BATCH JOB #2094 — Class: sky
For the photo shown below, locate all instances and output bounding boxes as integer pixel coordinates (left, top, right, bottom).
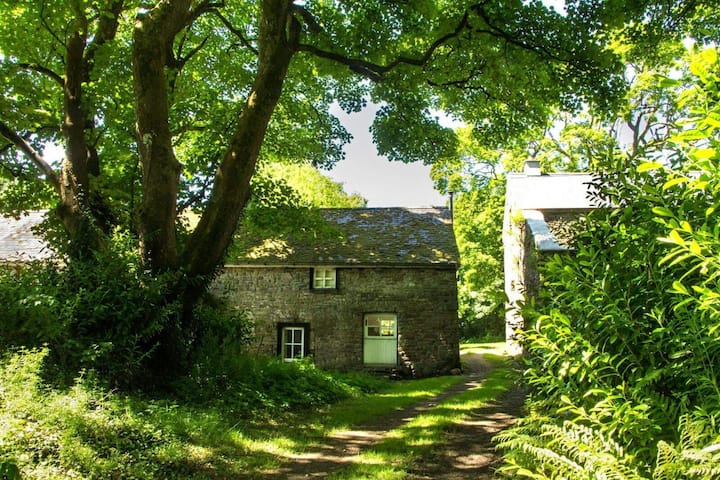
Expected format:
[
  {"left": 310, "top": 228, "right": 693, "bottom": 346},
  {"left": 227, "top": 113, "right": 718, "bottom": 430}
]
[{"left": 326, "top": 106, "right": 448, "bottom": 208}]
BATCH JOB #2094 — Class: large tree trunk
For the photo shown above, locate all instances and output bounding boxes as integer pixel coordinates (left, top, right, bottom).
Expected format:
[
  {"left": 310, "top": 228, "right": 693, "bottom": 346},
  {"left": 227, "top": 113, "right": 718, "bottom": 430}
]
[
  {"left": 57, "top": 31, "right": 90, "bottom": 237},
  {"left": 183, "top": 0, "right": 299, "bottom": 278},
  {"left": 132, "top": 1, "right": 194, "bottom": 271},
  {"left": 56, "top": 24, "right": 109, "bottom": 256},
  {"left": 131, "top": 0, "right": 299, "bottom": 380},
  {"left": 54, "top": 3, "right": 124, "bottom": 254}
]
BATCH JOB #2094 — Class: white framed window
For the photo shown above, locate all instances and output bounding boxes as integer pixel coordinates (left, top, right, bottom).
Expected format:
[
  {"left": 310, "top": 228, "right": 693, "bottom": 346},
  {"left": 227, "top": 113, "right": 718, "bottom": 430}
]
[
  {"left": 364, "top": 314, "right": 397, "bottom": 338},
  {"left": 312, "top": 267, "right": 336, "bottom": 290},
  {"left": 279, "top": 325, "right": 308, "bottom": 362}
]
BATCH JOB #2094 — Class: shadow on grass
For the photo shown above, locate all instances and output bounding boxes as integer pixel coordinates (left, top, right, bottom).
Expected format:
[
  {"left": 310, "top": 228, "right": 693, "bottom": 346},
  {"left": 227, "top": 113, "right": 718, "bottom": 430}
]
[
  {"left": 325, "top": 366, "right": 515, "bottom": 480},
  {"left": 109, "top": 375, "right": 465, "bottom": 478}
]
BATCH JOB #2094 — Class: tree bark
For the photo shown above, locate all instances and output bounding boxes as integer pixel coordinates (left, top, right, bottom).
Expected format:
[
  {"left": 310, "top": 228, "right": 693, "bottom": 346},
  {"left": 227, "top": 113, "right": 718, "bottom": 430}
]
[
  {"left": 183, "top": 0, "right": 299, "bottom": 278},
  {"left": 57, "top": 28, "right": 90, "bottom": 233},
  {"left": 132, "top": 1, "right": 194, "bottom": 270},
  {"left": 50, "top": 4, "right": 124, "bottom": 252}
]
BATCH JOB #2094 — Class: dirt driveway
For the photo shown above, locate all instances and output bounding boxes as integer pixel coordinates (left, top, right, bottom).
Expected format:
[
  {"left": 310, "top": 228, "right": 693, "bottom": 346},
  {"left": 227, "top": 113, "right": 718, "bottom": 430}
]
[
  {"left": 406, "top": 354, "right": 525, "bottom": 479},
  {"left": 261, "top": 351, "right": 525, "bottom": 479}
]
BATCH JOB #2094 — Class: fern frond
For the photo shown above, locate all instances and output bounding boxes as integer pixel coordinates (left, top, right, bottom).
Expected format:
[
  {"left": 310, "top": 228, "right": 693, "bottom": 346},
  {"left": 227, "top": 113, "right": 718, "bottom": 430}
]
[{"left": 496, "top": 414, "right": 648, "bottom": 479}]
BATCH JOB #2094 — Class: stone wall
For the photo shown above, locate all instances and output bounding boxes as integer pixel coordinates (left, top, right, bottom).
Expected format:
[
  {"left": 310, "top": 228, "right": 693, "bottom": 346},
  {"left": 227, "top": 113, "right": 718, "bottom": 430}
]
[{"left": 212, "top": 266, "right": 460, "bottom": 377}]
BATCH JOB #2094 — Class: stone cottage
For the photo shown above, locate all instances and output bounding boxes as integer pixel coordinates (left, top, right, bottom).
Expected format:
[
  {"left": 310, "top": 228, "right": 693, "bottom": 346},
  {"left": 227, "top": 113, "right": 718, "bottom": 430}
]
[
  {"left": 0, "top": 208, "right": 461, "bottom": 376},
  {"left": 503, "top": 161, "right": 597, "bottom": 354},
  {"left": 214, "top": 207, "right": 461, "bottom": 377}
]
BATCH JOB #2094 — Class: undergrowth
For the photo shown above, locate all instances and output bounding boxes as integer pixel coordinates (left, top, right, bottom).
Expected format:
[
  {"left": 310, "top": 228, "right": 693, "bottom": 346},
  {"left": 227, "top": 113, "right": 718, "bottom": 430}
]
[
  {"left": 496, "top": 48, "right": 720, "bottom": 479},
  {"left": 0, "top": 347, "right": 389, "bottom": 479}
]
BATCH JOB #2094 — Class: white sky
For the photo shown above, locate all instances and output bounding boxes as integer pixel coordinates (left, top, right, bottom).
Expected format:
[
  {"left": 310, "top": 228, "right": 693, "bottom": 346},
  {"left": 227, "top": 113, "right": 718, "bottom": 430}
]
[{"left": 326, "top": 106, "right": 448, "bottom": 208}]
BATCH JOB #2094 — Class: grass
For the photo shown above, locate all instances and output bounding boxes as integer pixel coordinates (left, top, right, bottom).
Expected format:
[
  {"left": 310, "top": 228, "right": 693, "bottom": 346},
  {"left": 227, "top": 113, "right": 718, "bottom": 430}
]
[
  {"left": 0, "top": 343, "right": 513, "bottom": 479},
  {"left": 327, "top": 348, "right": 515, "bottom": 479}
]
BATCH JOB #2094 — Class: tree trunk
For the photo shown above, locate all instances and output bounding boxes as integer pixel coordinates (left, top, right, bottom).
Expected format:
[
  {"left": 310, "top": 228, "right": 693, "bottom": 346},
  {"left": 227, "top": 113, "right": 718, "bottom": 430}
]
[
  {"left": 130, "top": 0, "right": 299, "bottom": 380},
  {"left": 57, "top": 28, "right": 103, "bottom": 255},
  {"left": 183, "top": 0, "right": 299, "bottom": 278},
  {"left": 132, "top": 1, "right": 193, "bottom": 270},
  {"left": 53, "top": 4, "right": 124, "bottom": 254}
]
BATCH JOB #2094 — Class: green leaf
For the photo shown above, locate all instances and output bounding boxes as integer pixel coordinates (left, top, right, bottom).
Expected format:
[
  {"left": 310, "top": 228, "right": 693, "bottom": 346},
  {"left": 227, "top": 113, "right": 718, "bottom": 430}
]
[
  {"left": 662, "top": 177, "right": 688, "bottom": 190},
  {"left": 637, "top": 161, "right": 663, "bottom": 172},
  {"left": 689, "top": 241, "right": 702, "bottom": 255},
  {"left": 652, "top": 206, "right": 674, "bottom": 217},
  {"left": 690, "top": 148, "right": 717, "bottom": 160},
  {"left": 672, "top": 280, "right": 689, "bottom": 295},
  {"left": 667, "top": 229, "right": 686, "bottom": 246}
]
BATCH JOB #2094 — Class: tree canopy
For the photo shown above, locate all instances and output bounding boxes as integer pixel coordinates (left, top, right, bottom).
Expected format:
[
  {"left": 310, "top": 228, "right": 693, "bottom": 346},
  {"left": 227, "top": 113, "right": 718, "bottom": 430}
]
[{"left": 1, "top": 0, "right": 690, "bottom": 269}]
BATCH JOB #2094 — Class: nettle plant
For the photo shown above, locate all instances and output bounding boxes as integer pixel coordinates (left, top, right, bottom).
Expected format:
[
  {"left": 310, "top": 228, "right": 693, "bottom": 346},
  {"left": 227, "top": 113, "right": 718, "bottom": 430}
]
[{"left": 496, "top": 48, "right": 720, "bottom": 479}]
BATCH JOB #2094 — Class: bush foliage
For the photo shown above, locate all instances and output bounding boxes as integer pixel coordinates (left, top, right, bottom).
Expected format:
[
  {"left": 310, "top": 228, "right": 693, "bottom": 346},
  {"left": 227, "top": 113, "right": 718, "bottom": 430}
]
[
  {"left": 0, "top": 347, "right": 387, "bottom": 479},
  {"left": 0, "top": 228, "right": 253, "bottom": 388},
  {"left": 496, "top": 48, "right": 720, "bottom": 478}
]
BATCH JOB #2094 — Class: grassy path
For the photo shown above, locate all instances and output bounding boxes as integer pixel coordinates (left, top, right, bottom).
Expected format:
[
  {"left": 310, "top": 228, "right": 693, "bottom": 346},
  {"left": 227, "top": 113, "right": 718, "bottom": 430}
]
[{"left": 257, "top": 343, "right": 520, "bottom": 479}]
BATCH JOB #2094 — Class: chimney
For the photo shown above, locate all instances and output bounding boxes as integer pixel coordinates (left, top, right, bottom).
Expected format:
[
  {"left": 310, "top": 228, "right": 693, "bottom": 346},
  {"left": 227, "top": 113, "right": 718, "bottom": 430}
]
[{"left": 524, "top": 159, "right": 541, "bottom": 176}]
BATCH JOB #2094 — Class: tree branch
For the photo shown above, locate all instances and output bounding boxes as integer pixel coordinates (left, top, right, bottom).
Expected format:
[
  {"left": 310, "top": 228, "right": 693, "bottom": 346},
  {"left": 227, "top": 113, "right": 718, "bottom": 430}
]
[
  {"left": 471, "top": 3, "right": 567, "bottom": 63},
  {"left": 290, "top": 4, "right": 321, "bottom": 35},
  {"left": 0, "top": 121, "right": 61, "bottom": 193},
  {"left": 16, "top": 63, "right": 64, "bottom": 86},
  {"left": 213, "top": 11, "right": 258, "bottom": 55},
  {"left": 426, "top": 62, "right": 491, "bottom": 98},
  {"left": 173, "top": 35, "right": 210, "bottom": 70},
  {"left": 84, "top": 0, "right": 125, "bottom": 79},
  {"left": 298, "top": 11, "right": 470, "bottom": 82},
  {"left": 39, "top": 0, "right": 66, "bottom": 48},
  {"left": 191, "top": 0, "right": 225, "bottom": 21}
]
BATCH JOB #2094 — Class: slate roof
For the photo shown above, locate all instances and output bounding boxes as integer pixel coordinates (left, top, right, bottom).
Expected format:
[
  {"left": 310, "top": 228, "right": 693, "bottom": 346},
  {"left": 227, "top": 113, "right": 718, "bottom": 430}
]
[
  {"left": 230, "top": 207, "right": 459, "bottom": 268},
  {"left": 0, "top": 211, "right": 52, "bottom": 262},
  {"left": 0, "top": 208, "right": 459, "bottom": 268},
  {"left": 505, "top": 172, "right": 597, "bottom": 211}
]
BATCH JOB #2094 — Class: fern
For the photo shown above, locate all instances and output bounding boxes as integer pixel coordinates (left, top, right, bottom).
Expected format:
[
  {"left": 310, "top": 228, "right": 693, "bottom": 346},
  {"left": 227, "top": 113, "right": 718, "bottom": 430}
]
[
  {"left": 654, "top": 414, "right": 720, "bottom": 479},
  {"left": 495, "top": 414, "right": 648, "bottom": 479}
]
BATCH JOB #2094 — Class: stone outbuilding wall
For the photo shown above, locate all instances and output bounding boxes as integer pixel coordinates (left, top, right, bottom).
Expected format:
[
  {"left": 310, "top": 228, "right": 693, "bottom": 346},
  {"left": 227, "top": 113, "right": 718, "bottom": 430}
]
[
  {"left": 212, "top": 265, "right": 460, "bottom": 377},
  {"left": 503, "top": 166, "right": 596, "bottom": 354}
]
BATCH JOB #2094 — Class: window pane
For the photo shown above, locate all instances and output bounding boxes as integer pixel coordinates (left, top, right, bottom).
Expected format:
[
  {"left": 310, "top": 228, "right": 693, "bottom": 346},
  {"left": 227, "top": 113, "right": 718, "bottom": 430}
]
[
  {"left": 365, "top": 314, "right": 396, "bottom": 338},
  {"left": 282, "top": 327, "right": 305, "bottom": 361},
  {"left": 313, "top": 268, "right": 336, "bottom": 289}
]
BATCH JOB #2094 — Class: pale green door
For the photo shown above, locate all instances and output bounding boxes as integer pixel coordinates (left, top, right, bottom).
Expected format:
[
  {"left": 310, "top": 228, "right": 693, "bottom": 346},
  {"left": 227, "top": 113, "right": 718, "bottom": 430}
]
[{"left": 363, "top": 313, "right": 398, "bottom": 365}]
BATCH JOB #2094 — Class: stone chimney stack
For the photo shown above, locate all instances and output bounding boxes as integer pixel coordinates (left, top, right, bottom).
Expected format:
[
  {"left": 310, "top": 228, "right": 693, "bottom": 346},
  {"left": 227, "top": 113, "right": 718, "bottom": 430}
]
[{"left": 524, "top": 159, "right": 541, "bottom": 176}]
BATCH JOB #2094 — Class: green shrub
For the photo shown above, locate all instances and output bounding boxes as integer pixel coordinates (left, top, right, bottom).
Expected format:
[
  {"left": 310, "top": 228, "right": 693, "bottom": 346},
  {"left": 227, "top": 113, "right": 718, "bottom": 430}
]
[
  {"left": 0, "top": 229, "right": 184, "bottom": 387},
  {"left": 0, "top": 226, "right": 259, "bottom": 389},
  {"left": 0, "top": 348, "right": 389, "bottom": 479},
  {"left": 176, "top": 354, "right": 384, "bottom": 416},
  {"left": 497, "top": 48, "right": 720, "bottom": 478}
]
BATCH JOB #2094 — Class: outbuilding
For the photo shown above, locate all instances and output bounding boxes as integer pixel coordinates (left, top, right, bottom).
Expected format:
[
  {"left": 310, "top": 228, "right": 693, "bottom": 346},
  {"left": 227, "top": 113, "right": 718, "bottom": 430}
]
[
  {"left": 214, "top": 207, "right": 461, "bottom": 377},
  {"left": 0, "top": 207, "right": 461, "bottom": 376}
]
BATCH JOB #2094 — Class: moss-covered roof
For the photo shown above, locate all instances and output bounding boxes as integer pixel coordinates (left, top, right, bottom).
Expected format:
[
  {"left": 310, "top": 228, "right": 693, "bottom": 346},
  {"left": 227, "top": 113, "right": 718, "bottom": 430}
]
[{"left": 228, "top": 207, "right": 459, "bottom": 268}]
